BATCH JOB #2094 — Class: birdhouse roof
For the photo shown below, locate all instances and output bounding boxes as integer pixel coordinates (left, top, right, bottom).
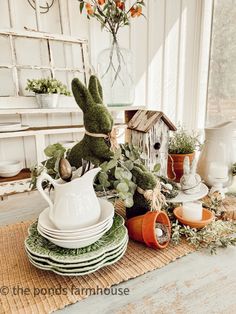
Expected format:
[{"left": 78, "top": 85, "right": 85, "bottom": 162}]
[{"left": 127, "top": 110, "right": 177, "bottom": 133}]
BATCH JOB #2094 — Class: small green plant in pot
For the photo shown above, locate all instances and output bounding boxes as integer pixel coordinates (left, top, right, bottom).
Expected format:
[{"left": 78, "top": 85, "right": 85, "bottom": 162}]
[
  {"left": 26, "top": 78, "right": 71, "bottom": 109},
  {"left": 168, "top": 127, "right": 200, "bottom": 182}
]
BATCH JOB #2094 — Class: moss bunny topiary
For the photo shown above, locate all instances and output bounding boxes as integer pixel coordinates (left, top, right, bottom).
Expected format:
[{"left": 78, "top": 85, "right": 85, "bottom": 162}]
[
  {"left": 68, "top": 76, "right": 114, "bottom": 168},
  {"left": 126, "top": 164, "right": 165, "bottom": 219}
]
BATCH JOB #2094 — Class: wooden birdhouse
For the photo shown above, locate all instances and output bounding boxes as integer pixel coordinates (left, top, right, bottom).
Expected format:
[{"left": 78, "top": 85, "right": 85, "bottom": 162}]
[{"left": 127, "top": 110, "right": 176, "bottom": 176}]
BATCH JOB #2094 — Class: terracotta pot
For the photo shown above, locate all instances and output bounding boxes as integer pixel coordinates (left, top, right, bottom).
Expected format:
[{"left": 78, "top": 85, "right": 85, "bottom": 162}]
[
  {"left": 126, "top": 211, "right": 171, "bottom": 249},
  {"left": 167, "top": 153, "right": 195, "bottom": 182},
  {"left": 173, "top": 207, "right": 215, "bottom": 229}
]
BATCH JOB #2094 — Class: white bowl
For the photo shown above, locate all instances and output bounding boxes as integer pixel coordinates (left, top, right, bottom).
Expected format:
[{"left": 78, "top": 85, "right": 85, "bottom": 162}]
[
  {"left": 38, "top": 217, "right": 113, "bottom": 239},
  {"left": 38, "top": 198, "right": 114, "bottom": 234},
  {"left": 37, "top": 223, "right": 111, "bottom": 249},
  {"left": 0, "top": 161, "right": 22, "bottom": 177}
]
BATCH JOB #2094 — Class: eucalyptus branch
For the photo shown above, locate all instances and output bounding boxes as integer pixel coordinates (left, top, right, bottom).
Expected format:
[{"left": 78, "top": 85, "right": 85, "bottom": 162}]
[{"left": 171, "top": 218, "right": 236, "bottom": 254}]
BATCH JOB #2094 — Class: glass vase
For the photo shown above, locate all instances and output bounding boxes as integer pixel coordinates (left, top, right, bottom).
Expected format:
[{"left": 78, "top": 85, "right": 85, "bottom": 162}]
[{"left": 98, "top": 41, "right": 135, "bottom": 107}]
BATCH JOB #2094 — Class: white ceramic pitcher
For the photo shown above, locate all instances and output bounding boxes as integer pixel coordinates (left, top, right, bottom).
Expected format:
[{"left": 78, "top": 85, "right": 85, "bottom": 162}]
[
  {"left": 37, "top": 168, "right": 101, "bottom": 230},
  {"left": 197, "top": 122, "right": 233, "bottom": 187}
]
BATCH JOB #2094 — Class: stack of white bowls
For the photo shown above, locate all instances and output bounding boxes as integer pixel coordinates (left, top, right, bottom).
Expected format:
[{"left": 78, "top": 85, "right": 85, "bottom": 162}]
[
  {"left": 0, "top": 161, "right": 23, "bottom": 177},
  {"left": 37, "top": 198, "right": 115, "bottom": 249}
]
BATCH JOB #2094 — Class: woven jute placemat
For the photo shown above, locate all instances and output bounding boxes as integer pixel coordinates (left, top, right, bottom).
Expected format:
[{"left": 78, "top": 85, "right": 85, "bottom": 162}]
[{"left": 0, "top": 204, "right": 195, "bottom": 314}]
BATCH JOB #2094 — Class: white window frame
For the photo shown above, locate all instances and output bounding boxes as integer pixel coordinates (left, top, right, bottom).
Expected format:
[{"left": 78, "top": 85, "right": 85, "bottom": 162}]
[{"left": 0, "top": 29, "right": 91, "bottom": 108}]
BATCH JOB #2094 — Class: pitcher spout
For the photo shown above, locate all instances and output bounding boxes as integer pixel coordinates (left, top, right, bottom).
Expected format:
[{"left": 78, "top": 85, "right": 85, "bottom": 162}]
[{"left": 80, "top": 167, "right": 101, "bottom": 183}]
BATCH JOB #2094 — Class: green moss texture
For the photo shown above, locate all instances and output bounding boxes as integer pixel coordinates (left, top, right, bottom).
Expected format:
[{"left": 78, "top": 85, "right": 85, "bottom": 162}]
[{"left": 68, "top": 76, "right": 114, "bottom": 167}]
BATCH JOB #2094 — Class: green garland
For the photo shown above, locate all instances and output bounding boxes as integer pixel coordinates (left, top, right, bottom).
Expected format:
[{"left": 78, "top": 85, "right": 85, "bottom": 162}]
[
  {"left": 171, "top": 219, "right": 236, "bottom": 254},
  {"left": 166, "top": 197, "right": 236, "bottom": 254}
]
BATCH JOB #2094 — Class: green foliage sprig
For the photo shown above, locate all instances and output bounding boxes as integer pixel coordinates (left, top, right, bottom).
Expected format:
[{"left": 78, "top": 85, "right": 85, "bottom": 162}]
[
  {"left": 171, "top": 219, "right": 236, "bottom": 254},
  {"left": 26, "top": 78, "right": 71, "bottom": 96},
  {"left": 30, "top": 143, "right": 67, "bottom": 189},
  {"left": 169, "top": 127, "right": 200, "bottom": 154},
  {"left": 95, "top": 143, "right": 145, "bottom": 207}
]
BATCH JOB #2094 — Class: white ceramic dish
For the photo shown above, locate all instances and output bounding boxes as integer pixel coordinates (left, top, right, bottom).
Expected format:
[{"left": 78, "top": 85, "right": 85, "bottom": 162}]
[
  {"left": 0, "top": 161, "right": 22, "bottom": 177},
  {"left": 38, "top": 198, "right": 114, "bottom": 234},
  {"left": 37, "top": 221, "right": 112, "bottom": 249},
  {"left": 167, "top": 183, "right": 209, "bottom": 203},
  {"left": 0, "top": 125, "right": 29, "bottom": 133},
  {"left": 38, "top": 217, "right": 113, "bottom": 239},
  {"left": 25, "top": 214, "right": 127, "bottom": 264}
]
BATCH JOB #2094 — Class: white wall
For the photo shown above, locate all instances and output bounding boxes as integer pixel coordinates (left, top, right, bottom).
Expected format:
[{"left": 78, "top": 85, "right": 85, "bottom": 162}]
[
  {"left": 89, "top": 0, "right": 211, "bottom": 129},
  {"left": 0, "top": 0, "right": 213, "bottom": 166},
  {"left": 0, "top": 0, "right": 212, "bottom": 126}
]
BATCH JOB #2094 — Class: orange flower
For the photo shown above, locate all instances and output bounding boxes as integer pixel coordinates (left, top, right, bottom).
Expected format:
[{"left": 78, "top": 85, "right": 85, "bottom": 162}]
[
  {"left": 87, "top": 9, "right": 94, "bottom": 15},
  {"left": 98, "top": 0, "right": 105, "bottom": 5},
  {"left": 130, "top": 6, "right": 137, "bottom": 17},
  {"left": 116, "top": 1, "right": 125, "bottom": 10},
  {"left": 130, "top": 5, "right": 142, "bottom": 18},
  {"left": 136, "top": 6, "right": 142, "bottom": 17},
  {"left": 85, "top": 3, "right": 92, "bottom": 9},
  {"left": 86, "top": 3, "right": 94, "bottom": 15}
]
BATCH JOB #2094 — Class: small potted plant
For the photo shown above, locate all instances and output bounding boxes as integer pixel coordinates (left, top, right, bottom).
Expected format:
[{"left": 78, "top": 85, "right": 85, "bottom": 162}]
[
  {"left": 26, "top": 78, "right": 71, "bottom": 108},
  {"left": 168, "top": 127, "right": 200, "bottom": 182}
]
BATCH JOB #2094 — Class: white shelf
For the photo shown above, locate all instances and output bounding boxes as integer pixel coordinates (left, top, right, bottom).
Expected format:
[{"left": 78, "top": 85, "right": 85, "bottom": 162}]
[
  {"left": 0, "top": 106, "right": 146, "bottom": 115},
  {"left": 0, "top": 123, "right": 127, "bottom": 139}
]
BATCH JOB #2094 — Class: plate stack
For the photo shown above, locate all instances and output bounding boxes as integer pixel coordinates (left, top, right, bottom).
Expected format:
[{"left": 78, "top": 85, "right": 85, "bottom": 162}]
[
  {"left": 0, "top": 122, "right": 29, "bottom": 133},
  {"left": 25, "top": 198, "right": 128, "bottom": 276}
]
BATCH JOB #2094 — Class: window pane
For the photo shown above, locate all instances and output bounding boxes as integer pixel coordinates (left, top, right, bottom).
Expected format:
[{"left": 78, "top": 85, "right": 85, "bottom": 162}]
[
  {"left": 54, "top": 71, "right": 70, "bottom": 91},
  {"left": 15, "top": 38, "right": 49, "bottom": 67},
  {"left": 54, "top": 71, "right": 85, "bottom": 93},
  {"left": 72, "top": 44, "right": 83, "bottom": 69},
  {"left": 0, "top": 35, "right": 12, "bottom": 65},
  {"left": 0, "top": 69, "right": 15, "bottom": 96},
  {"left": 207, "top": 0, "right": 236, "bottom": 125},
  {"left": 68, "top": 71, "right": 86, "bottom": 86},
  {"left": 50, "top": 41, "right": 66, "bottom": 68}
]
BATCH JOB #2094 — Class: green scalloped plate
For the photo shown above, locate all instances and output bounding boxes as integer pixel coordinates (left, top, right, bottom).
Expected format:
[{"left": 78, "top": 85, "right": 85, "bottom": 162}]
[
  {"left": 26, "top": 238, "right": 128, "bottom": 275},
  {"left": 27, "top": 244, "right": 127, "bottom": 276},
  {"left": 25, "top": 214, "right": 128, "bottom": 264},
  {"left": 25, "top": 235, "right": 128, "bottom": 268}
]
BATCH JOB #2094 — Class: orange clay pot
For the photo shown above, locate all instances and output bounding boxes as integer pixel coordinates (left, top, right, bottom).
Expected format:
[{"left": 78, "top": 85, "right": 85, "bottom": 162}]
[
  {"left": 167, "top": 153, "right": 195, "bottom": 182},
  {"left": 126, "top": 211, "right": 171, "bottom": 249}
]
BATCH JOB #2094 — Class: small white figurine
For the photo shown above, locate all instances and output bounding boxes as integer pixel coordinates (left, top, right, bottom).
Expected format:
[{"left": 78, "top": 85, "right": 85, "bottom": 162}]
[{"left": 180, "top": 156, "right": 202, "bottom": 195}]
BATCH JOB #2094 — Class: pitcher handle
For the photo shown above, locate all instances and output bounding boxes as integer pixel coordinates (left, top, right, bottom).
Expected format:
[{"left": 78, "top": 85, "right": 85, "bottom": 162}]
[{"left": 37, "top": 173, "right": 57, "bottom": 213}]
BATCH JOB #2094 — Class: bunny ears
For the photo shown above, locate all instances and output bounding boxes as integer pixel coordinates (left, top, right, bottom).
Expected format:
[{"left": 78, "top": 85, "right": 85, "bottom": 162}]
[
  {"left": 183, "top": 156, "right": 198, "bottom": 175},
  {"left": 72, "top": 75, "right": 104, "bottom": 112}
]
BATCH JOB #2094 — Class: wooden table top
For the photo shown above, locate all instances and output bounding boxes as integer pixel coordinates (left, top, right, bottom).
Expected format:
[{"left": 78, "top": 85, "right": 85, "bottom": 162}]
[{"left": 0, "top": 191, "right": 236, "bottom": 314}]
